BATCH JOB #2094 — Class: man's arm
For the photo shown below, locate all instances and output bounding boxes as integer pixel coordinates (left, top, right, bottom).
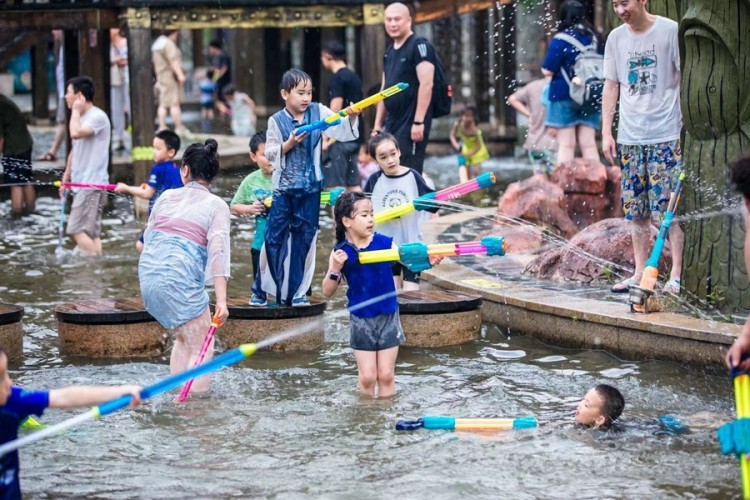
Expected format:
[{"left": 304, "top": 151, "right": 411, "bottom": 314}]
[
  {"left": 69, "top": 97, "right": 95, "bottom": 139},
  {"left": 601, "top": 79, "right": 620, "bottom": 165},
  {"left": 411, "top": 60, "right": 435, "bottom": 143}
]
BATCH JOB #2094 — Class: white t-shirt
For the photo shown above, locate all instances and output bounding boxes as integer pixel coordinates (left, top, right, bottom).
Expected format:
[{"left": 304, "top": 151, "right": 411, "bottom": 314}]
[
  {"left": 70, "top": 106, "right": 111, "bottom": 185},
  {"left": 603, "top": 16, "right": 682, "bottom": 145}
]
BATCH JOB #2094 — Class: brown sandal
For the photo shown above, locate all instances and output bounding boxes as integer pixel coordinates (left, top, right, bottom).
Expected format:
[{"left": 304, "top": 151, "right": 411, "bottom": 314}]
[{"left": 36, "top": 152, "right": 57, "bottom": 161}]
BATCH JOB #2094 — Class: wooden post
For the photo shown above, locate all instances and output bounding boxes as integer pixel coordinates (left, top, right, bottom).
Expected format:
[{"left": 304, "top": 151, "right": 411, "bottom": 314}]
[
  {"left": 491, "top": 2, "right": 516, "bottom": 133},
  {"left": 127, "top": 27, "right": 155, "bottom": 192},
  {"left": 31, "top": 39, "right": 50, "bottom": 122},
  {"left": 233, "top": 29, "right": 266, "bottom": 117},
  {"left": 358, "top": 4, "right": 385, "bottom": 138}
]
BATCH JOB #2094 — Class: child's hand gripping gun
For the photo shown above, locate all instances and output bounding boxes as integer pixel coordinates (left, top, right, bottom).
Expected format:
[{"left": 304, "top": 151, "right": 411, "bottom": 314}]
[
  {"left": 373, "top": 172, "right": 496, "bottom": 224},
  {"left": 358, "top": 235, "right": 507, "bottom": 273},
  {"left": 293, "top": 82, "right": 409, "bottom": 136},
  {"left": 262, "top": 188, "right": 345, "bottom": 209}
]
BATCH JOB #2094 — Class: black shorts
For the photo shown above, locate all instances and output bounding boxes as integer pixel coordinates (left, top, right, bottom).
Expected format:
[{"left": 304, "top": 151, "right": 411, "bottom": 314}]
[
  {"left": 391, "top": 262, "right": 420, "bottom": 284},
  {"left": 1, "top": 149, "right": 33, "bottom": 185},
  {"left": 324, "top": 140, "right": 360, "bottom": 188}
]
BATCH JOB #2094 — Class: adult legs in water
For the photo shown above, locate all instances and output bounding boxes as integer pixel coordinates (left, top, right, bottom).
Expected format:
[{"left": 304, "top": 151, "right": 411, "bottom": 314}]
[{"left": 170, "top": 308, "right": 214, "bottom": 392}]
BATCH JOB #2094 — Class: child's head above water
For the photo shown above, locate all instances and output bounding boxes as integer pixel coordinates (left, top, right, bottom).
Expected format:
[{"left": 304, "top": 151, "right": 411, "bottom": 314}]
[
  {"left": 333, "top": 191, "right": 373, "bottom": 244},
  {"left": 576, "top": 384, "right": 625, "bottom": 429}
]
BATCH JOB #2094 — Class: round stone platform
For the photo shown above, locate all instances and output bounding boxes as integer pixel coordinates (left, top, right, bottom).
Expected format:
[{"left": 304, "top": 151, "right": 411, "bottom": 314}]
[
  {"left": 0, "top": 304, "right": 24, "bottom": 360},
  {"left": 220, "top": 297, "right": 327, "bottom": 351},
  {"left": 399, "top": 290, "right": 482, "bottom": 347},
  {"left": 55, "top": 298, "right": 167, "bottom": 357}
]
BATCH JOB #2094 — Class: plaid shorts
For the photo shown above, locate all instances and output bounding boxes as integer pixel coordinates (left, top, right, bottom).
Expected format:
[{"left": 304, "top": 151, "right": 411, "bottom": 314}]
[{"left": 618, "top": 139, "right": 683, "bottom": 221}]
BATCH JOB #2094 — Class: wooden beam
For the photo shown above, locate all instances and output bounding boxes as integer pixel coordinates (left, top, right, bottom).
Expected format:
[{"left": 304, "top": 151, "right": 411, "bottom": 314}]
[
  {"left": 31, "top": 40, "right": 50, "bottom": 122},
  {"left": 0, "top": 10, "right": 118, "bottom": 30},
  {"left": 414, "top": 0, "right": 497, "bottom": 24}
]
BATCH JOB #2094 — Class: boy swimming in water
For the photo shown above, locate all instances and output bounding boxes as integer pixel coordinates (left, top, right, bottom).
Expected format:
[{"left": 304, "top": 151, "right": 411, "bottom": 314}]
[{"left": 575, "top": 383, "right": 625, "bottom": 429}]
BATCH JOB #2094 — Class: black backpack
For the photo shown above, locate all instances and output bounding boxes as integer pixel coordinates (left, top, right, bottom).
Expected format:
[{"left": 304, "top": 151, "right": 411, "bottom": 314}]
[
  {"left": 414, "top": 36, "right": 452, "bottom": 118},
  {"left": 431, "top": 55, "right": 453, "bottom": 118}
]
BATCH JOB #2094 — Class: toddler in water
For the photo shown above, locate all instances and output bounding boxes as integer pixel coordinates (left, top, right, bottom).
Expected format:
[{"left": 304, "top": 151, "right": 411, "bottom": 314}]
[
  {"left": 322, "top": 191, "right": 406, "bottom": 397},
  {"left": 575, "top": 384, "right": 625, "bottom": 429},
  {"left": 222, "top": 84, "right": 257, "bottom": 138},
  {"left": 139, "top": 139, "right": 231, "bottom": 392},
  {"left": 449, "top": 105, "right": 490, "bottom": 183}
]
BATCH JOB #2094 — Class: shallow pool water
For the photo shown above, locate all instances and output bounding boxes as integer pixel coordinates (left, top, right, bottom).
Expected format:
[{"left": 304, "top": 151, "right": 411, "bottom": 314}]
[{"left": 0, "top": 159, "right": 740, "bottom": 498}]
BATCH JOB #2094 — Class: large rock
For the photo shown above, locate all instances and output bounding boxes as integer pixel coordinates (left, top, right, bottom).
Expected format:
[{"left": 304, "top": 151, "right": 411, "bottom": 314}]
[
  {"left": 552, "top": 159, "right": 624, "bottom": 229},
  {"left": 497, "top": 175, "right": 578, "bottom": 238},
  {"left": 605, "top": 166, "right": 624, "bottom": 219},
  {"left": 551, "top": 159, "right": 607, "bottom": 194},
  {"left": 524, "top": 218, "right": 672, "bottom": 283}
]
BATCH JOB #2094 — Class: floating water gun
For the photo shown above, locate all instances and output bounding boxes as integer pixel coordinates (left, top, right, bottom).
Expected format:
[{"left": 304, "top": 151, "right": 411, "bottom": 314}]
[
  {"left": 396, "top": 416, "right": 537, "bottom": 431},
  {"left": 373, "top": 172, "right": 496, "bottom": 224},
  {"left": 54, "top": 181, "right": 118, "bottom": 191},
  {"left": 262, "top": 188, "right": 344, "bottom": 209},
  {"left": 294, "top": 82, "right": 409, "bottom": 135},
  {"left": 628, "top": 172, "right": 685, "bottom": 313},
  {"left": 718, "top": 359, "right": 750, "bottom": 499},
  {"left": 358, "top": 235, "right": 507, "bottom": 273}
]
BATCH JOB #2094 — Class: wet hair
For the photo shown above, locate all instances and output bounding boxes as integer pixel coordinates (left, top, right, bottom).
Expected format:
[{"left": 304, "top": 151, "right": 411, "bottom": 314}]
[
  {"left": 594, "top": 384, "right": 625, "bottom": 426},
  {"left": 368, "top": 132, "right": 400, "bottom": 159},
  {"left": 182, "top": 138, "right": 220, "bottom": 183},
  {"left": 731, "top": 156, "right": 750, "bottom": 201},
  {"left": 334, "top": 191, "right": 369, "bottom": 244},
  {"left": 322, "top": 40, "right": 347, "bottom": 62},
  {"left": 223, "top": 84, "right": 236, "bottom": 96},
  {"left": 249, "top": 130, "right": 266, "bottom": 154},
  {"left": 461, "top": 104, "right": 478, "bottom": 120},
  {"left": 66, "top": 76, "right": 95, "bottom": 101},
  {"left": 155, "top": 129, "right": 181, "bottom": 154},
  {"left": 280, "top": 69, "right": 312, "bottom": 92},
  {"left": 209, "top": 39, "right": 222, "bottom": 50}
]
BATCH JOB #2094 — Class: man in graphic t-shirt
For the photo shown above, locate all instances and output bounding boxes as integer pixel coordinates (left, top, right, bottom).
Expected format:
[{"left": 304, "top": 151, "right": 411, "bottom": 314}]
[
  {"left": 321, "top": 40, "right": 364, "bottom": 191},
  {"left": 372, "top": 1, "right": 436, "bottom": 175},
  {"left": 602, "top": 0, "right": 684, "bottom": 295}
]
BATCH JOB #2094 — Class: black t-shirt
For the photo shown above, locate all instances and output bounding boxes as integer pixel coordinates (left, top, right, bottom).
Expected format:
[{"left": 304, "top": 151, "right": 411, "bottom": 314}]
[
  {"left": 383, "top": 34, "right": 436, "bottom": 132},
  {"left": 328, "top": 67, "right": 364, "bottom": 142},
  {"left": 211, "top": 51, "right": 232, "bottom": 89}
]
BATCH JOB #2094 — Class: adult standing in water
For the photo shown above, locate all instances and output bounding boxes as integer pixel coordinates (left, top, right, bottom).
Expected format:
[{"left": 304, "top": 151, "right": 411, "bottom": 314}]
[
  {"left": 0, "top": 93, "right": 35, "bottom": 215},
  {"left": 372, "top": 1, "right": 436, "bottom": 175},
  {"left": 602, "top": 0, "right": 684, "bottom": 295},
  {"left": 110, "top": 27, "right": 130, "bottom": 153},
  {"left": 60, "top": 76, "right": 111, "bottom": 256},
  {"left": 152, "top": 30, "right": 187, "bottom": 134}
]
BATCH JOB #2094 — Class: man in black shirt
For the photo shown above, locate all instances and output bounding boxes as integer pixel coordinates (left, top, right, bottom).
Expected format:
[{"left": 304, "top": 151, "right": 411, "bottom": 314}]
[
  {"left": 321, "top": 40, "right": 364, "bottom": 191},
  {"left": 372, "top": 1, "right": 436, "bottom": 175}
]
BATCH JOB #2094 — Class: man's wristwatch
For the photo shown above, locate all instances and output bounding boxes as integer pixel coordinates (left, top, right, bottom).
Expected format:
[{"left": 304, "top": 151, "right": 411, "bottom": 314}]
[
  {"left": 413, "top": 120, "right": 424, "bottom": 125},
  {"left": 328, "top": 271, "right": 341, "bottom": 282}
]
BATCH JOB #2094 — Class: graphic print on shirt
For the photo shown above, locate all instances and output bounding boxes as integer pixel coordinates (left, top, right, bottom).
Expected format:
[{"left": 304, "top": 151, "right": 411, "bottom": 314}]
[
  {"left": 627, "top": 45, "right": 657, "bottom": 96},
  {"left": 380, "top": 188, "right": 409, "bottom": 209}
]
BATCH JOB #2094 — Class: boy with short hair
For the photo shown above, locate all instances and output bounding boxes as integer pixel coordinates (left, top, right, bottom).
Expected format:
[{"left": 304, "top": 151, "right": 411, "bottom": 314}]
[
  {"left": 0, "top": 349, "right": 141, "bottom": 498},
  {"left": 575, "top": 383, "right": 625, "bottom": 429},
  {"left": 250, "top": 69, "right": 360, "bottom": 307},
  {"left": 115, "top": 129, "right": 183, "bottom": 252},
  {"left": 230, "top": 131, "right": 273, "bottom": 285}
]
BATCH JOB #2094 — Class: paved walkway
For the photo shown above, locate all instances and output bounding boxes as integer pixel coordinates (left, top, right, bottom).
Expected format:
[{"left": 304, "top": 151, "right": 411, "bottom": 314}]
[{"left": 421, "top": 209, "right": 740, "bottom": 369}]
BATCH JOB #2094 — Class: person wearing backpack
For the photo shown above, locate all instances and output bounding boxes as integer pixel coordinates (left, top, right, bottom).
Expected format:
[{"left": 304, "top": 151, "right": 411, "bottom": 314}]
[
  {"left": 541, "top": 0, "right": 603, "bottom": 164},
  {"left": 602, "top": 0, "right": 684, "bottom": 295},
  {"left": 372, "top": 2, "right": 448, "bottom": 175}
]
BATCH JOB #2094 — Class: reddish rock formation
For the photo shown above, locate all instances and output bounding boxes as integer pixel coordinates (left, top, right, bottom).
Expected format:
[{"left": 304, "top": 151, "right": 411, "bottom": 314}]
[
  {"left": 524, "top": 218, "right": 672, "bottom": 283},
  {"left": 497, "top": 175, "right": 578, "bottom": 238}
]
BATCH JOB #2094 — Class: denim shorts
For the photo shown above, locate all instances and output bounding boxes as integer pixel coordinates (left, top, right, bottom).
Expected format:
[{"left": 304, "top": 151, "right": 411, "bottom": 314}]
[
  {"left": 545, "top": 99, "right": 601, "bottom": 130},
  {"left": 618, "top": 139, "right": 683, "bottom": 221},
  {"left": 350, "top": 310, "right": 405, "bottom": 351}
]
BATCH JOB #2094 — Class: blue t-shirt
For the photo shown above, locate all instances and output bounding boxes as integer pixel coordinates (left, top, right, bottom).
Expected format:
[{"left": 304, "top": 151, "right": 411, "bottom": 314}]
[
  {"left": 542, "top": 28, "right": 601, "bottom": 102},
  {"left": 1, "top": 387, "right": 49, "bottom": 500},
  {"left": 199, "top": 80, "right": 217, "bottom": 105},
  {"left": 147, "top": 161, "right": 183, "bottom": 213},
  {"left": 336, "top": 232, "right": 398, "bottom": 318}
]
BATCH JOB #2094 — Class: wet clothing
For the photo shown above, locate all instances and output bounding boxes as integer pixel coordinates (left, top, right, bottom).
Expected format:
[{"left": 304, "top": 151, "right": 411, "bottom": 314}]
[
  {"left": 66, "top": 189, "right": 107, "bottom": 239},
  {"left": 336, "top": 232, "right": 399, "bottom": 318},
  {"left": 231, "top": 169, "right": 273, "bottom": 252},
  {"left": 254, "top": 103, "right": 358, "bottom": 305},
  {"left": 146, "top": 161, "right": 183, "bottom": 213},
  {"left": 0, "top": 151, "right": 32, "bottom": 185},
  {"left": 229, "top": 92, "right": 256, "bottom": 137},
  {"left": 350, "top": 310, "right": 404, "bottom": 351},
  {"left": 364, "top": 168, "right": 435, "bottom": 247},
  {"left": 140, "top": 181, "right": 231, "bottom": 329},
  {"left": 383, "top": 34, "right": 437, "bottom": 174},
  {"left": 1, "top": 387, "right": 49, "bottom": 500}
]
